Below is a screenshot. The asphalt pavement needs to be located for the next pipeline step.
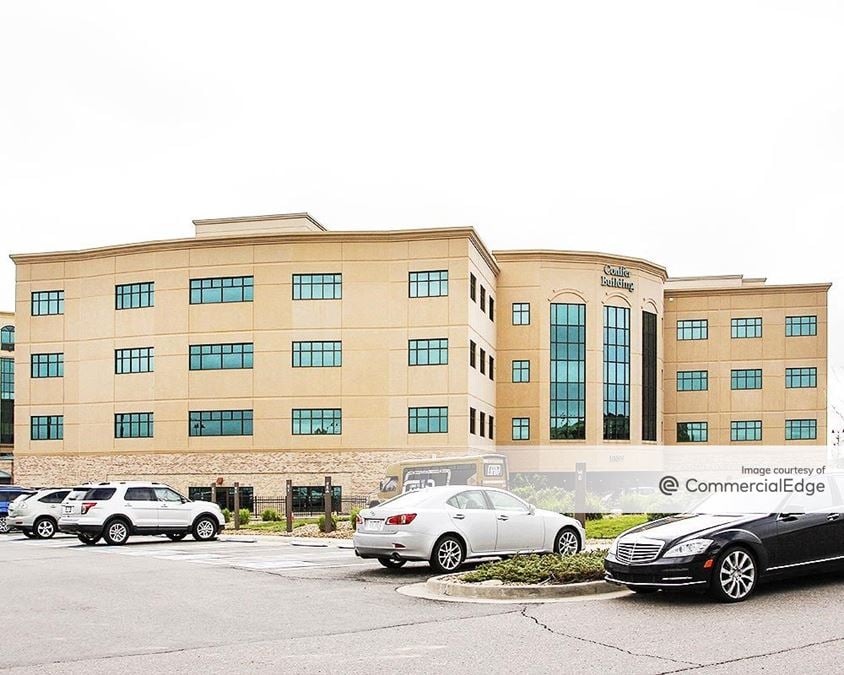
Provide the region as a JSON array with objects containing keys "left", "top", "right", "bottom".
[{"left": 1, "top": 533, "right": 842, "bottom": 674}]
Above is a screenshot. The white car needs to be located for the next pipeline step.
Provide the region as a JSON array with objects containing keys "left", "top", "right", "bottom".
[
  {"left": 8, "top": 487, "right": 72, "bottom": 539},
  {"left": 353, "top": 486, "right": 585, "bottom": 572},
  {"left": 58, "top": 481, "right": 225, "bottom": 546}
]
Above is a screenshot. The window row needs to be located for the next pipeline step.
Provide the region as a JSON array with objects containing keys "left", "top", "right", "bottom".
[
  {"left": 677, "top": 315, "right": 818, "bottom": 340},
  {"left": 32, "top": 269, "right": 463, "bottom": 315},
  {"left": 677, "top": 419, "right": 818, "bottom": 442},
  {"left": 469, "top": 273, "right": 495, "bottom": 322},
  {"left": 469, "top": 341, "right": 494, "bottom": 380},
  {"left": 30, "top": 408, "right": 459, "bottom": 440},
  {"left": 676, "top": 368, "right": 818, "bottom": 391},
  {"left": 469, "top": 407, "right": 494, "bottom": 439},
  {"left": 28, "top": 340, "right": 466, "bottom": 376}
]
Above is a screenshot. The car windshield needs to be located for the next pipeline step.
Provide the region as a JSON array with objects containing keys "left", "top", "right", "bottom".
[
  {"left": 688, "top": 491, "right": 786, "bottom": 516},
  {"left": 66, "top": 488, "right": 90, "bottom": 501},
  {"left": 375, "top": 489, "right": 435, "bottom": 510}
]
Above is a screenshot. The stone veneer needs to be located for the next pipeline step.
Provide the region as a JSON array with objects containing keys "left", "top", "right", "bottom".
[{"left": 14, "top": 450, "right": 453, "bottom": 497}]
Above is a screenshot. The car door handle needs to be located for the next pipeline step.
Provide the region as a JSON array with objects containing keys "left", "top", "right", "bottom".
[
  {"left": 498, "top": 515, "right": 509, "bottom": 521},
  {"left": 827, "top": 513, "right": 841, "bottom": 522},
  {"left": 453, "top": 513, "right": 465, "bottom": 520}
]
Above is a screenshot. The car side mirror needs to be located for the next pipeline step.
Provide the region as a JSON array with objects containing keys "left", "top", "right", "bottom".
[{"left": 528, "top": 504, "right": 536, "bottom": 515}]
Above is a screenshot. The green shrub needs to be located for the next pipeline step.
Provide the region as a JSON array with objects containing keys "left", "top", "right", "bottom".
[
  {"left": 349, "top": 507, "right": 362, "bottom": 527},
  {"left": 318, "top": 514, "right": 337, "bottom": 532},
  {"left": 647, "top": 512, "right": 672, "bottom": 522},
  {"left": 222, "top": 508, "right": 231, "bottom": 523},
  {"left": 238, "top": 508, "right": 252, "bottom": 525},
  {"left": 261, "top": 508, "right": 281, "bottom": 522},
  {"left": 510, "top": 477, "right": 604, "bottom": 520},
  {"left": 460, "top": 550, "right": 608, "bottom": 585}
]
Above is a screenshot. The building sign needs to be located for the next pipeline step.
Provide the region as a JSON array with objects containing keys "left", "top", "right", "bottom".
[{"left": 601, "top": 264, "right": 634, "bottom": 292}]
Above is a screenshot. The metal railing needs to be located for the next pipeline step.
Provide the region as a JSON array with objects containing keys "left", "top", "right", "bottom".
[{"left": 251, "top": 495, "right": 368, "bottom": 517}]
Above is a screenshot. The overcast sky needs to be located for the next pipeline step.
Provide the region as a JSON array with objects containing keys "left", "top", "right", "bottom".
[{"left": 1, "top": 2, "right": 842, "bottom": 433}]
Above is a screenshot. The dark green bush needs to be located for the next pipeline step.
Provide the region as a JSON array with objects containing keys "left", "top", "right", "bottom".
[
  {"left": 460, "top": 550, "right": 609, "bottom": 585},
  {"left": 261, "top": 508, "right": 281, "bottom": 522},
  {"left": 318, "top": 514, "right": 337, "bottom": 532},
  {"left": 222, "top": 508, "right": 231, "bottom": 523},
  {"left": 238, "top": 508, "right": 252, "bottom": 525}
]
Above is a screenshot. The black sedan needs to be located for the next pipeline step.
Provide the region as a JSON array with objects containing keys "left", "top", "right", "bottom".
[{"left": 604, "top": 478, "right": 844, "bottom": 602}]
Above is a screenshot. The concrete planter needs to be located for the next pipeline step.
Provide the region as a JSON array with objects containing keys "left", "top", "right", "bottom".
[{"left": 426, "top": 573, "right": 618, "bottom": 600}]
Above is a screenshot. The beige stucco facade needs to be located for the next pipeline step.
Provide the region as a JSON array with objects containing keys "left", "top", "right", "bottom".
[
  {"left": 664, "top": 276, "right": 829, "bottom": 445},
  {"left": 7, "top": 214, "right": 831, "bottom": 496}
]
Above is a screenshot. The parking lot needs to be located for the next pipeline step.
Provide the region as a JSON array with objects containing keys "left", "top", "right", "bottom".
[{"left": 2, "top": 533, "right": 843, "bottom": 674}]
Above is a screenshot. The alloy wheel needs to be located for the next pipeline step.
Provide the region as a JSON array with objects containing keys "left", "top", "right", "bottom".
[
  {"left": 108, "top": 522, "right": 128, "bottom": 544},
  {"left": 557, "top": 529, "right": 580, "bottom": 555},
  {"left": 719, "top": 550, "right": 756, "bottom": 600},
  {"left": 437, "top": 539, "right": 463, "bottom": 571},
  {"left": 195, "top": 519, "right": 215, "bottom": 540},
  {"left": 36, "top": 519, "right": 56, "bottom": 539}
]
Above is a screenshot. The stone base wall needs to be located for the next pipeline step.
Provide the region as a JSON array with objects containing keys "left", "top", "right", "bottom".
[{"left": 14, "top": 450, "right": 460, "bottom": 497}]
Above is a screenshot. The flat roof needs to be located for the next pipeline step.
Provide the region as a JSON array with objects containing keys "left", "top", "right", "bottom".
[{"left": 11, "top": 222, "right": 501, "bottom": 276}]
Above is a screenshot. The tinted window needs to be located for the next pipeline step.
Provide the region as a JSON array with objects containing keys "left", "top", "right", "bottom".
[
  {"left": 125, "top": 487, "right": 157, "bottom": 501},
  {"left": 486, "top": 491, "right": 528, "bottom": 512},
  {"left": 84, "top": 488, "right": 116, "bottom": 501},
  {"left": 447, "top": 490, "right": 489, "bottom": 510},
  {"left": 39, "top": 491, "right": 70, "bottom": 504},
  {"left": 154, "top": 488, "right": 184, "bottom": 502}
]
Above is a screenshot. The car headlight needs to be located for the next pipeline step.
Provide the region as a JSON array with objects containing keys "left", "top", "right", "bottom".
[{"left": 663, "top": 539, "right": 713, "bottom": 558}]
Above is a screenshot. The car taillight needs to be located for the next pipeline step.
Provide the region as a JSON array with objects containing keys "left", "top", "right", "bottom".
[
  {"left": 385, "top": 513, "right": 417, "bottom": 526},
  {"left": 356, "top": 515, "right": 363, "bottom": 525},
  {"left": 81, "top": 502, "right": 97, "bottom": 515}
]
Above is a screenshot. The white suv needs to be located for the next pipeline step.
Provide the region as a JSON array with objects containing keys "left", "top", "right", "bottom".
[
  {"left": 58, "top": 481, "right": 225, "bottom": 546},
  {"left": 8, "top": 488, "right": 72, "bottom": 539}
]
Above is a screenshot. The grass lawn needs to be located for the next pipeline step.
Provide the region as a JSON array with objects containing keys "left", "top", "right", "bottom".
[{"left": 585, "top": 514, "right": 648, "bottom": 539}]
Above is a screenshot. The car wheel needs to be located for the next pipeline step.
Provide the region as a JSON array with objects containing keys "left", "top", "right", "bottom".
[
  {"left": 430, "top": 535, "right": 465, "bottom": 573},
  {"left": 103, "top": 519, "right": 131, "bottom": 546},
  {"left": 77, "top": 533, "right": 101, "bottom": 545},
  {"left": 710, "top": 547, "right": 757, "bottom": 603},
  {"left": 0, "top": 517, "right": 9, "bottom": 534},
  {"left": 192, "top": 516, "right": 218, "bottom": 541},
  {"left": 166, "top": 533, "right": 187, "bottom": 541},
  {"left": 377, "top": 556, "right": 407, "bottom": 569},
  {"left": 22, "top": 529, "right": 35, "bottom": 539},
  {"left": 34, "top": 517, "right": 57, "bottom": 539},
  {"left": 629, "top": 586, "right": 659, "bottom": 594},
  {"left": 554, "top": 527, "right": 581, "bottom": 556}
]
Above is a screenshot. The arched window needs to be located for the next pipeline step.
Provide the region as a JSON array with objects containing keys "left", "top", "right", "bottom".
[{"left": 0, "top": 326, "right": 13, "bottom": 352}]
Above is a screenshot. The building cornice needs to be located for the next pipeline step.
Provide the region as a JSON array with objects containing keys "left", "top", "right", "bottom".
[
  {"left": 665, "top": 282, "right": 832, "bottom": 298},
  {"left": 10, "top": 227, "right": 500, "bottom": 276},
  {"left": 492, "top": 249, "right": 668, "bottom": 281}
]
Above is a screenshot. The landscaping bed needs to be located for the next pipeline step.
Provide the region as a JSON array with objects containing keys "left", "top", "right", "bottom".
[{"left": 460, "top": 550, "right": 609, "bottom": 585}]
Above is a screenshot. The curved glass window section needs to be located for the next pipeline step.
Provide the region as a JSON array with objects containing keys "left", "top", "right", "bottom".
[
  {"left": 550, "top": 303, "right": 586, "bottom": 440},
  {"left": 603, "top": 305, "right": 630, "bottom": 440}
]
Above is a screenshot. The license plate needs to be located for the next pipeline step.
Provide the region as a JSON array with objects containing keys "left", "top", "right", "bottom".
[{"left": 364, "top": 519, "right": 384, "bottom": 532}]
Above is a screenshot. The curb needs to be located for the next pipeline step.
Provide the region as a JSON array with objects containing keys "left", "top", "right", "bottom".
[{"left": 426, "top": 574, "right": 618, "bottom": 600}]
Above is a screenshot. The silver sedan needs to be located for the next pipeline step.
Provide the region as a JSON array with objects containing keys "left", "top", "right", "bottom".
[{"left": 353, "top": 485, "right": 585, "bottom": 573}]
